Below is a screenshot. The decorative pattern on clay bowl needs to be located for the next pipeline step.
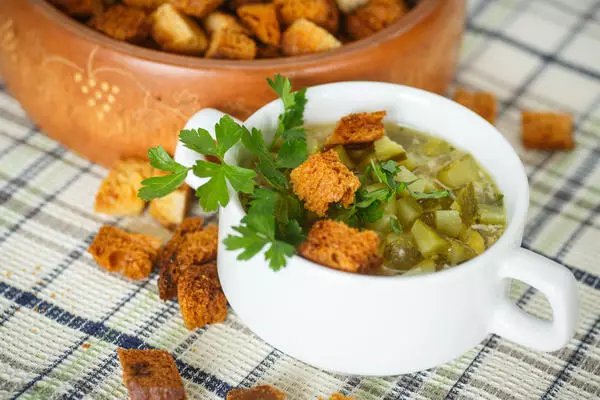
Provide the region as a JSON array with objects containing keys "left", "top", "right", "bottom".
[{"left": 0, "top": 0, "right": 465, "bottom": 167}]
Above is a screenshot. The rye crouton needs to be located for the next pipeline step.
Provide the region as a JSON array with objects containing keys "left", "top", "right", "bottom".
[
  {"left": 454, "top": 88, "right": 497, "bottom": 124},
  {"left": 521, "top": 111, "right": 574, "bottom": 150},
  {"left": 335, "top": 0, "right": 369, "bottom": 13},
  {"left": 227, "top": 385, "right": 287, "bottom": 400},
  {"left": 151, "top": 3, "right": 209, "bottom": 55},
  {"left": 204, "top": 11, "right": 248, "bottom": 35},
  {"left": 149, "top": 184, "right": 191, "bottom": 230},
  {"left": 205, "top": 28, "right": 257, "bottom": 60},
  {"left": 117, "top": 348, "right": 186, "bottom": 400},
  {"left": 95, "top": 159, "right": 154, "bottom": 216},
  {"left": 169, "top": 0, "right": 224, "bottom": 18},
  {"left": 346, "top": 0, "right": 407, "bottom": 40},
  {"left": 281, "top": 19, "right": 341, "bottom": 57},
  {"left": 237, "top": 4, "right": 281, "bottom": 46},
  {"left": 290, "top": 150, "right": 360, "bottom": 216},
  {"left": 91, "top": 5, "right": 151, "bottom": 43},
  {"left": 326, "top": 111, "right": 386, "bottom": 147},
  {"left": 158, "top": 218, "right": 218, "bottom": 300},
  {"left": 88, "top": 226, "right": 162, "bottom": 280},
  {"left": 299, "top": 220, "right": 381, "bottom": 273},
  {"left": 178, "top": 261, "right": 228, "bottom": 329},
  {"left": 274, "top": 0, "right": 339, "bottom": 33},
  {"left": 49, "top": 0, "right": 104, "bottom": 17}
]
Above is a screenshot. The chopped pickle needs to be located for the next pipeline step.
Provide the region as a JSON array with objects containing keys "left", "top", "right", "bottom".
[
  {"left": 346, "top": 146, "right": 374, "bottom": 164},
  {"left": 403, "top": 259, "right": 437, "bottom": 276},
  {"left": 422, "top": 138, "right": 452, "bottom": 157},
  {"left": 396, "top": 197, "right": 423, "bottom": 228},
  {"left": 460, "top": 228, "right": 486, "bottom": 254},
  {"left": 421, "top": 211, "right": 435, "bottom": 227},
  {"left": 451, "top": 182, "right": 478, "bottom": 225},
  {"left": 374, "top": 136, "right": 407, "bottom": 162},
  {"left": 420, "top": 196, "right": 454, "bottom": 212},
  {"left": 411, "top": 219, "right": 448, "bottom": 257},
  {"left": 435, "top": 210, "right": 462, "bottom": 237},
  {"left": 478, "top": 204, "right": 506, "bottom": 225},
  {"left": 447, "top": 239, "right": 477, "bottom": 265},
  {"left": 437, "top": 155, "right": 480, "bottom": 188},
  {"left": 395, "top": 166, "right": 431, "bottom": 194},
  {"left": 383, "top": 233, "right": 422, "bottom": 270},
  {"left": 333, "top": 145, "right": 356, "bottom": 169}
]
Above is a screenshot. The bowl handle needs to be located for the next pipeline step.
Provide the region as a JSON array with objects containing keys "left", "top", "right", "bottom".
[
  {"left": 489, "top": 248, "right": 579, "bottom": 351},
  {"left": 174, "top": 108, "right": 243, "bottom": 190}
]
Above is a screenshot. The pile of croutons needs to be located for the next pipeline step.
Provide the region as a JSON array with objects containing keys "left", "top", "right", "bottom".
[{"left": 48, "top": 0, "right": 415, "bottom": 59}]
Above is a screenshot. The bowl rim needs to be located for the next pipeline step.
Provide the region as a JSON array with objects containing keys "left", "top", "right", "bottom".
[{"left": 33, "top": 0, "right": 440, "bottom": 69}]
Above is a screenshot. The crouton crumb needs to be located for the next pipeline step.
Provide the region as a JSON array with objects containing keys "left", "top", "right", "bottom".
[
  {"left": 299, "top": 219, "right": 381, "bottom": 273},
  {"left": 91, "top": 5, "right": 151, "bottom": 43},
  {"left": 326, "top": 111, "right": 386, "bottom": 147},
  {"left": 151, "top": 3, "right": 209, "bottom": 55},
  {"left": 521, "top": 111, "right": 574, "bottom": 150},
  {"left": 227, "top": 385, "right": 287, "bottom": 400},
  {"left": 281, "top": 18, "right": 341, "bottom": 56},
  {"left": 345, "top": 0, "right": 407, "bottom": 40},
  {"left": 454, "top": 88, "right": 497, "bottom": 124},
  {"left": 290, "top": 150, "right": 360, "bottom": 216},
  {"left": 237, "top": 3, "right": 281, "bottom": 46}
]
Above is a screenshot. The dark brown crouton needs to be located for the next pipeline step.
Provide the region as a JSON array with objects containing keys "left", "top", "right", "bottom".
[
  {"left": 158, "top": 218, "right": 218, "bottom": 300},
  {"left": 281, "top": 18, "right": 341, "bottom": 56},
  {"left": 237, "top": 3, "right": 281, "bottom": 46},
  {"left": 345, "top": 0, "right": 407, "bottom": 40},
  {"left": 454, "top": 88, "right": 497, "bottom": 124},
  {"left": 177, "top": 261, "right": 227, "bottom": 329},
  {"left": 290, "top": 150, "right": 360, "bottom": 216},
  {"left": 205, "top": 28, "right": 257, "bottom": 60},
  {"left": 117, "top": 348, "right": 186, "bottom": 400},
  {"left": 274, "top": 0, "right": 339, "bottom": 33},
  {"left": 88, "top": 226, "right": 162, "bottom": 280},
  {"left": 226, "top": 385, "right": 287, "bottom": 400},
  {"left": 49, "top": 0, "right": 104, "bottom": 17},
  {"left": 91, "top": 5, "right": 151, "bottom": 43},
  {"left": 151, "top": 3, "right": 209, "bottom": 55},
  {"left": 326, "top": 111, "right": 386, "bottom": 147},
  {"left": 521, "top": 111, "right": 574, "bottom": 150},
  {"left": 169, "top": 0, "right": 224, "bottom": 18},
  {"left": 299, "top": 219, "right": 381, "bottom": 273},
  {"left": 204, "top": 11, "right": 249, "bottom": 35}
]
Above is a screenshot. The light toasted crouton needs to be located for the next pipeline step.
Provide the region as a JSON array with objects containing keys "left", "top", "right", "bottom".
[
  {"left": 335, "top": 0, "right": 369, "bottom": 13},
  {"left": 345, "top": 0, "right": 407, "bottom": 40},
  {"left": 320, "top": 394, "right": 356, "bottom": 400},
  {"left": 326, "top": 111, "right": 386, "bottom": 147},
  {"left": 274, "top": 0, "right": 339, "bottom": 33},
  {"left": 521, "top": 111, "right": 574, "bottom": 150},
  {"left": 149, "top": 184, "right": 191, "bottom": 230},
  {"left": 299, "top": 220, "right": 381, "bottom": 273},
  {"left": 169, "top": 0, "right": 224, "bottom": 18},
  {"left": 290, "top": 149, "right": 360, "bottom": 216},
  {"left": 91, "top": 5, "right": 151, "bottom": 43},
  {"left": 158, "top": 218, "right": 218, "bottom": 300},
  {"left": 177, "top": 261, "right": 228, "bottom": 329},
  {"left": 49, "top": 0, "right": 104, "bottom": 17},
  {"left": 95, "top": 159, "right": 154, "bottom": 216},
  {"left": 117, "top": 349, "right": 186, "bottom": 400},
  {"left": 122, "top": 0, "right": 167, "bottom": 9},
  {"left": 88, "top": 226, "right": 162, "bottom": 279},
  {"left": 454, "top": 88, "right": 497, "bottom": 124},
  {"left": 205, "top": 28, "right": 257, "bottom": 60},
  {"left": 237, "top": 4, "right": 281, "bottom": 46},
  {"left": 204, "top": 11, "right": 248, "bottom": 35},
  {"left": 227, "top": 385, "right": 287, "bottom": 400},
  {"left": 281, "top": 19, "right": 341, "bottom": 57},
  {"left": 151, "top": 3, "right": 208, "bottom": 55}
]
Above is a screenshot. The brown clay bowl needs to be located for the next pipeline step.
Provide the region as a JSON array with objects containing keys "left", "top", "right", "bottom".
[{"left": 0, "top": 0, "right": 465, "bottom": 167}]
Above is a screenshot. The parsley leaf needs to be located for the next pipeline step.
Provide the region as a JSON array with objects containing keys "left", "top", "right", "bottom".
[
  {"left": 410, "top": 189, "right": 451, "bottom": 199},
  {"left": 138, "top": 170, "right": 188, "bottom": 200},
  {"left": 215, "top": 115, "right": 244, "bottom": 156},
  {"left": 265, "top": 241, "right": 296, "bottom": 271},
  {"left": 192, "top": 160, "right": 256, "bottom": 211},
  {"left": 147, "top": 146, "right": 187, "bottom": 172},
  {"left": 223, "top": 165, "right": 256, "bottom": 194},
  {"left": 195, "top": 169, "right": 229, "bottom": 211},
  {"left": 267, "top": 74, "right": 295, "bottom": 108},
  {"left": 277, "top": 138, "right": 308, "bottom": 169},
  {"left": 179, "top": 129, "right": 219, "bottom": 158},
  {"left": 281, "top": 220, "right": 306, "bottom": 246},
  {"left": 223, "top": 225, "right": 270, "bottom": 260}
]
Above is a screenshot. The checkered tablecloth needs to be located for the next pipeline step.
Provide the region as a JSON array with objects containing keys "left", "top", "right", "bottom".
[{"left": 1, "top": 0, "right": 600, "bottom": 399}]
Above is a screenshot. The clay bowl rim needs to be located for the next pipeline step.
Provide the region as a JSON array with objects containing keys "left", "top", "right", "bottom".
[{"left": 32, "top": 0, "right": 440, "bottom": 69}]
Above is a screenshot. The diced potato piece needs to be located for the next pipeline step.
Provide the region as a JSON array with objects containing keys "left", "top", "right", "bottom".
[
  {"left": 478, "top": 204, "right": 506, "bottom": 225},
  {"left": 411, "top": 219, "right": 448, "bottom": 257},
  {"left": 374, "top": 136, "right": 407, "bottom": 162},
  {"left": 365, "top": 198, "right": 397, "bottom": 232},
  {"left": 435, "top": 210, "right": 462, "bottom": 237},
  {"left": 460, "top": 228, "right": 485, "bottom": 255},
  {"left": 447, "top": 239, "right": 477, "bottom": 265},
  {"left": 451, "top": 182, "right": 477, "bottom": 225},
  {"left": 333, "top": 145, "right": 355, "bottom": 169},
  {"left": 383, "top": 233, "right": 421, "bottom": 270},
  {"left": 399, "top": 155, "right": 419, "bottom": 171},
  {"left": 437, "top": 155, "right": 480, "bottom": 188},
  {"left": 396, "top": 197, "right": 422, "bottom": 228}
]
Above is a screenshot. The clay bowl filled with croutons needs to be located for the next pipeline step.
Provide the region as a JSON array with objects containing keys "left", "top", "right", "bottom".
[{"left": 0, "top": 0, "right": 465, "bottom": 167}]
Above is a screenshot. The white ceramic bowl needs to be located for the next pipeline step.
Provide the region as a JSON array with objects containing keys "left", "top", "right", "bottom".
[{"left": 175, "top": 82, "right": 579, "bottom": 376}]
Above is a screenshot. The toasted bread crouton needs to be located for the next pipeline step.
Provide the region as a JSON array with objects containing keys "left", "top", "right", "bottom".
[
  {"left": 158, "top": 218, "right": 218, "bottom": 300},
  {"left": 117, "top": 349, "right": 186, "bottom": 400},
  {"left": 335, "top": 0, "right": 369, "bottom": 13},
  {"left": 149, "top": 184, "right": 191, "bottom": 230},
  {"left": 521, "top": 111, "right": 574, "bottom": 150},
  {"left": 326, "top": 111, "right": 386, "bottom": 147},
  {"left": 205, "top": 28, "right": 257, "bottom": 59},
  {"left": 88, "top": 226, "right": 162, "bottom": 279},
  {"left": 204, "top": 11, "right": 248, "bottom": 35},
  {"left": 346, "top": 0, "right": 407, "bottom": 40},
  {"left": 281, "top": 19, "right": 341, "bottom": 56},
  {"left": 290, "top": 150, "right": 360, "bottom": 216},
  {"left": 299, "top": 220, "right": 381, "bottom": 273},
  {"left": 122, "top": 0, "right": 167, "bottom": 9},
  {"left": 257, "top": 45, "right": 282, "bottom": 58},
  {"left": 95, "top": 159, "right": 154, "bottom": 216},
  {"left": 227, "top": 385, "right": 287, "bottom": 400},
  {"left": 320, "top": 394, "right": 356, "bottom": 400},
  {"left": 274, "top": 0, "right": 339, "bottom": 33},
  {"left": 169, "top": 0, "right": 224, "bottom": 18},
  {"left": 227, "top": 0, "right": 265, "bottom": 10},
  {"left": 151, "top": 3, "right": 208, "bottom": 55},
  {"left": 91, "top": 5, "right": 151, "bottom": 43},
  {"left": 237, "top": 4, "right": 281, "bottom": 46},
  {"left": 454, "top": 88, "right": 497, "bottom": 124},
  {"left": 49, "top": 0, "right": 104, "bottom": 17},
  {"left": 177, "top": 261, "right": 227, "bottom": 329}
]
